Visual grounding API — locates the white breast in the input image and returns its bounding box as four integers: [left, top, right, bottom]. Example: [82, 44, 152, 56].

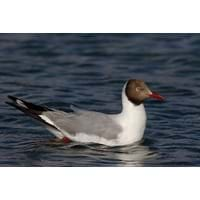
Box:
[111, 84, 147, 146]
[116, 104, 146, 145]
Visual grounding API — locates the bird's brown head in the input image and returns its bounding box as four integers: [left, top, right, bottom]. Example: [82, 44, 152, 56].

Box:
[125, 79, 164, 105]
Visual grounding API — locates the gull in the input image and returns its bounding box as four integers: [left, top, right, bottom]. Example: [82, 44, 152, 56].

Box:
[6, 79, 164, 146]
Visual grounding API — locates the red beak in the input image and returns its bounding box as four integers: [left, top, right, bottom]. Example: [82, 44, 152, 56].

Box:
[149, 92, 164, 101]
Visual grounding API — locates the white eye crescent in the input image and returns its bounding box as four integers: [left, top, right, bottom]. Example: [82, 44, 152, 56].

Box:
[136, 87, 144, 92]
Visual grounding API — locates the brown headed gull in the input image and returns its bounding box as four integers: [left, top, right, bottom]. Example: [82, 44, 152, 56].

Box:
[6, 79, 164, 146]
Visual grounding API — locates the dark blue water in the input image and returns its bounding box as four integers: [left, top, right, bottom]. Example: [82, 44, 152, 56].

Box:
[1, 34, 200, 166]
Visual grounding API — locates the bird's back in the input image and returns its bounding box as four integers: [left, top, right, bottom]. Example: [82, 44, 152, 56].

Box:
[43, 106, 122, 140]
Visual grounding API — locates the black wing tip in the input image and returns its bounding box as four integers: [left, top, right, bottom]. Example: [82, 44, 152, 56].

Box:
[7, 95, 53, 112]
[6, 95, 20, 107]
[6, 95, 59, 131]
[7, 95, 27, 108]
[7, 95, 18, 102]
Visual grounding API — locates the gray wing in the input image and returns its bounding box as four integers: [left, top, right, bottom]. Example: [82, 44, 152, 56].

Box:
[43, 106, 122, 140]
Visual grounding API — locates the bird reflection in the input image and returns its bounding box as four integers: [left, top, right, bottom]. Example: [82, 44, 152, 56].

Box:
[22, 138, 157, 167]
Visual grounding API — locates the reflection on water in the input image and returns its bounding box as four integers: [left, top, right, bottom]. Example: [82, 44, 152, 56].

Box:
[14, 140, 157, 167]
[1, 34, 200, 166]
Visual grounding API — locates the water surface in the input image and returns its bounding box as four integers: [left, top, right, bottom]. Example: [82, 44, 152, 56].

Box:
[1, 34, 200, 166]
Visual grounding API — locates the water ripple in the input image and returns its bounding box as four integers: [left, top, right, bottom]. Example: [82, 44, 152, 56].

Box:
[0, 34, 199, 166]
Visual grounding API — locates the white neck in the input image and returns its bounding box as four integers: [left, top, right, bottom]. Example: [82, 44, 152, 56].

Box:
[121, 82, 143, 113]
[115, 83, 147, 144]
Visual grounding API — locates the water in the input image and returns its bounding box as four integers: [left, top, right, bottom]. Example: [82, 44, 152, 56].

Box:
[1, 33, 200, 166]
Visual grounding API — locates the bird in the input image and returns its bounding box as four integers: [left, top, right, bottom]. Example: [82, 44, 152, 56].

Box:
[6, 79, 164, 147]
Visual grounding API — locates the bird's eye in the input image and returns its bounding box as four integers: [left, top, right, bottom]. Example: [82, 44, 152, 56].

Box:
[136, 87, 145, 92]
